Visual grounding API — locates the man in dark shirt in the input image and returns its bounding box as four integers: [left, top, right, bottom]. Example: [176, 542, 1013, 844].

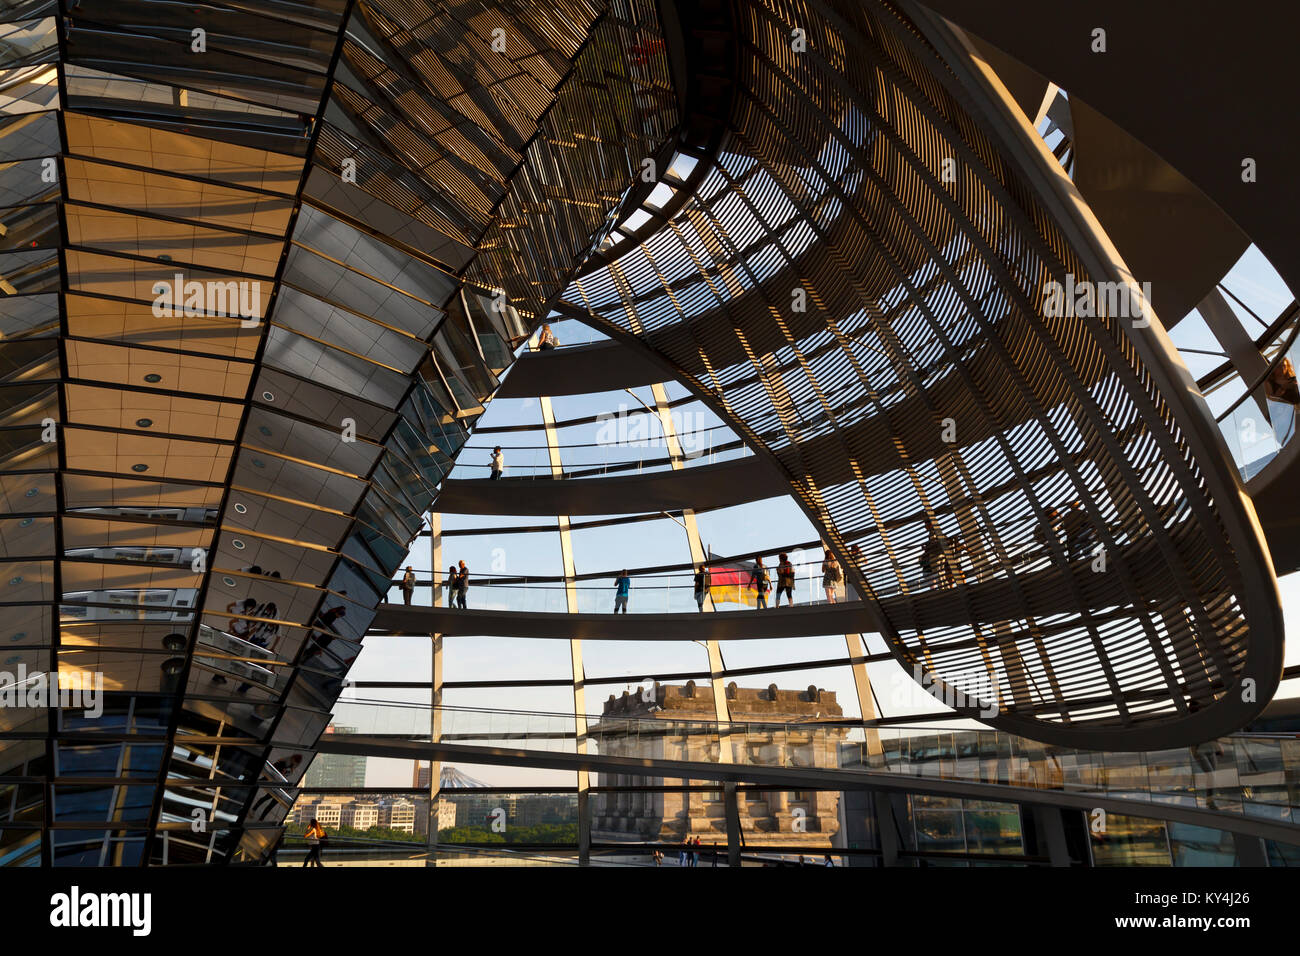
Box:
[748, 557, 770, 609]
[455, 561, 469, 609]
[693, 565, 710, 612]
[920, 518, 961, 588]
[774, 552, 796, 606]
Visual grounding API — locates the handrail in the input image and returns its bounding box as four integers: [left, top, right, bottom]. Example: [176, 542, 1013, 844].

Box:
[451, 442, 751, 478]
[389, 526, 1152, 588]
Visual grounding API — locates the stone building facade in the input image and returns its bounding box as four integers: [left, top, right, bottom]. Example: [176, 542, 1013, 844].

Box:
[590, 682, 846, 849]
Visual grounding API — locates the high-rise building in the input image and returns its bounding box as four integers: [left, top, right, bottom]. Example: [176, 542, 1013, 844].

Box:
[304, 726, 367, 791]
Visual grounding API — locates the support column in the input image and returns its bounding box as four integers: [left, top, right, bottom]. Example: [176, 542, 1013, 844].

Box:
[648, 381, 734, 736]
[874, 791, 902, 866]
[540, 394, 590, 864]
[426, 513, 442, 865]
[430, 513, 442, 607]
[1232, 832, 1269, 867]
[1201, 287, 1272, 424]
[844, 633, 883, 759]
[1030, 805, 1073, 867]
[724, 782, 741, 866]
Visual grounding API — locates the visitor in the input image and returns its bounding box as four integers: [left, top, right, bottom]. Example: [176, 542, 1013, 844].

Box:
[823, 853, 834, 867]
[1033, 507, 1061, 557]
[456, 560, 469, 609]
[235, 602, 280, 694]
[1266, 356, 1300, 405]
[614, 570, 631, 614]
[314, 601, 348, 635]
[213, 597, 260, 685]
[537, 324, 558, 351]
[749, 556, 770, 609]
[1062, 501, 1096, 562]
[446, 565, 458, 607]
[1267, 357, 1299, 444]
[774, 552, 796, 607]
[401, 566, 416, 605]
[693, 564, 709, 612]
[489, 446, 503, 480]
[300, 600, 349, 672]
[821, 550, 841, 603]
[249, 598, 280, 650]
[227, 597, 258, 640]
[692, 835, 702, 867]
[920, 517, 961, 588]
[303, 818, 326, 867]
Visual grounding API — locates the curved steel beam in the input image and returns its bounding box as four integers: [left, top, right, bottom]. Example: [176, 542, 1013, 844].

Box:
[561, 0, 1283, 750]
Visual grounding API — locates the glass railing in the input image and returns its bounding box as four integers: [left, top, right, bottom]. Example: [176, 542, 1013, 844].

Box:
[449, 440, 752, 479]
[275, 836, 627, 867]
[385, 555, 863, 614]
[317, 698, 1300, 827]
[408, 578, 854, 615]
[457, 417, 750, 480]
[381, 523, 1152, 614]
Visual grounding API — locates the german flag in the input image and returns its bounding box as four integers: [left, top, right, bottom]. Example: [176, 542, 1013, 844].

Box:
[705, 553, 762, 608]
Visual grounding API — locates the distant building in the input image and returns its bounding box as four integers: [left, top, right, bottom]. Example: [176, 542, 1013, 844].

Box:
[341, 802, 380, 830]
[412, 764, 491, 791]
[303, 801, 342, 830]
[379, 798, 416, 833]
[434, 799, 458, 831]
[590, 682, 846, 849]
